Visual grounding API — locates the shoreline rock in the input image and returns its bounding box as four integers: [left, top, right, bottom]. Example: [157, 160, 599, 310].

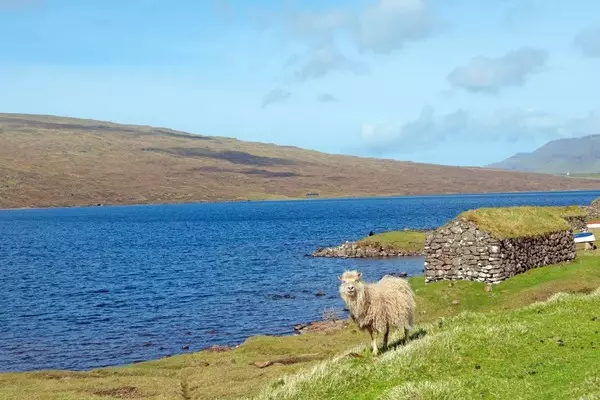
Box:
[205, 344, 234, 352]
[271, 293, 296, 300]
[311, 241, 423, 258]
[293, 319, 349, 335]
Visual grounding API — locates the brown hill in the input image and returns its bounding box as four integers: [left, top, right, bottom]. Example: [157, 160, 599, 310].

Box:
[0, 113, 598, 209]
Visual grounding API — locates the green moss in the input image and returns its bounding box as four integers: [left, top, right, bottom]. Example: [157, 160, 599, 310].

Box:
[459, 206, 576, 239]
[551, 205, 587, 218]
[357, 230, 427, 253]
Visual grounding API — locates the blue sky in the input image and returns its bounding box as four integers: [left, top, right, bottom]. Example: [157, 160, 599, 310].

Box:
[1, 0, 599, 166]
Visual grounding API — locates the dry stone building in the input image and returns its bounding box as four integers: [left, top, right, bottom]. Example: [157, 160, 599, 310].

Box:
[423, 207, 578, 284]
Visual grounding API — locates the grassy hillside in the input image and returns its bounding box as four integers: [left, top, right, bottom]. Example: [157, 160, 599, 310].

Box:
[2, 249, 600, 400]
[260, 287, 600, 400]
[487, 134, 600, 174]
[1, 113, 600, 209]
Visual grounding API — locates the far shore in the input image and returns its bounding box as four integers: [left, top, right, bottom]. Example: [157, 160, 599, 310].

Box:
[2, 188, 600, 212]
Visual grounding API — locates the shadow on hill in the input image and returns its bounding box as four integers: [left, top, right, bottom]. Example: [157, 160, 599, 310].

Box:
[1, 118, 139, 134]
[1, 117, 213, 141]
[195, 166, 300, 178]
[144, 147, 296, 166]
[386, 327, 428, 352]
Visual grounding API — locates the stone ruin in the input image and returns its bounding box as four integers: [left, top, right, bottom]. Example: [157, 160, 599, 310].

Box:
[423, 219, 576, 284]
[563, 214, 588, 231]
[589, 198, 600, 220]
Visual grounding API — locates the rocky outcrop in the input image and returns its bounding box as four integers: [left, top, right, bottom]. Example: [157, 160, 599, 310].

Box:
[424, 220, 576, 284]
[563, 214, 588, 231]
[588, 200, 600, 219]
[311, 241, 423, 258]
[293, 320, 348, 335]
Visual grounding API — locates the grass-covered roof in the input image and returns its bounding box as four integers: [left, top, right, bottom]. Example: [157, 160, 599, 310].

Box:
[552, 205, 588, 218]
[459, 206, 582, 239]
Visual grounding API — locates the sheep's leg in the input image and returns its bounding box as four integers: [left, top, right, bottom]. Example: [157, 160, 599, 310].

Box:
[404, 327, 410, 344]
[382, 327, 389, 352]
[369, 330, 379, 356]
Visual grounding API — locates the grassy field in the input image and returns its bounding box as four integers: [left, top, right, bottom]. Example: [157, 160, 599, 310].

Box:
[2, 247, 600, 400]
[356, 230, 427, 253]
[260, 286, 600, 400]
[2, 113, 600, 209]
[459, 206, 586, 239]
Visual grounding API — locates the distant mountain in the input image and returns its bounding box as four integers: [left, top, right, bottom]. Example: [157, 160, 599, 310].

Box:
[1, 113, 600, 209]
[487, 135, 600, 174]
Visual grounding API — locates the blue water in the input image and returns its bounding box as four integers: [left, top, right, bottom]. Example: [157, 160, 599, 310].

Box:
[1, 190, 599, 372]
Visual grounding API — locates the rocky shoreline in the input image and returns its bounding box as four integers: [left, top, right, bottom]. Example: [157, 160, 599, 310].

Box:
[200, 269, 412, 359]
[311, 241, 424, 258]
[311, 206, 596, 260]
[293, 319, 349, 335]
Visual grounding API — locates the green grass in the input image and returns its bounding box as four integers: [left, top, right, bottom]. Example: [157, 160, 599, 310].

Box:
[3, 251, 600, 400]
[458, 206, 583, 239]
[551, 205, 587, 218]
[569, 172, 600, 179]
[0, 332, 365, 400]
[259, 287, 600, 400]
[356, 230, 427, 253]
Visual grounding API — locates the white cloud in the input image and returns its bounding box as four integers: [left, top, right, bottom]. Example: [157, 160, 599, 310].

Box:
[360, 107, 600, 155]
[261, 89, 291, 109]
[573, 25, 600, 58]
[0, 0, 40, 10]
[287, 42, 368, 82]
[286, 9, 352, 42]
[503, 0, 541, 27]
[273, 0, 439, 82]
[354, 0, 438, 54]
[317, 93, 338, 103]
[447, 47, 548, 94]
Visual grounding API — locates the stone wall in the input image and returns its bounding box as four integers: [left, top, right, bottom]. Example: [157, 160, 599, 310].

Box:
[564, 214, 588, 231]
[588, 200, 600, 219]
[424, 220, 576, 284]
[312, 241, 422, 258]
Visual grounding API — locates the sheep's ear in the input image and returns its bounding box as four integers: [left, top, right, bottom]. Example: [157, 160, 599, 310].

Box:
[357, 273, 362, 280]
[338, 275, 343, 281]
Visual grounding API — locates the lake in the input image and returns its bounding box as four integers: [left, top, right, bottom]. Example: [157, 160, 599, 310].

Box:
[1, 190, 599, 372]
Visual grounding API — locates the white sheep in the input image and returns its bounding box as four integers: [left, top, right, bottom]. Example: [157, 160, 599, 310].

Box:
[338, 270, 415, 355]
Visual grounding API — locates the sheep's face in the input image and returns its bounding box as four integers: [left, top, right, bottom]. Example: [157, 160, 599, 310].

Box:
[338, 270, 362, 298]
